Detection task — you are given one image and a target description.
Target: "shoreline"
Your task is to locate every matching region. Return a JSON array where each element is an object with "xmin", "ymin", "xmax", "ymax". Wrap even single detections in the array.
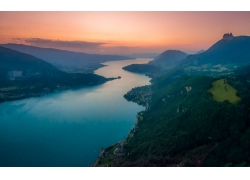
[
  {"xmin": 92, "ymin": 111, "xmax": 145, "ymax": 167},
  {"xmin": 1, "ymin": 58, "xmax": 152, "ymax": 167},
  {"xmin": 0, "ymin": 77, "xmax": 119, "ymax": 104},
  {"xmin": 92, "ymin": 70, "xmax": 152, "ymax": 167}
]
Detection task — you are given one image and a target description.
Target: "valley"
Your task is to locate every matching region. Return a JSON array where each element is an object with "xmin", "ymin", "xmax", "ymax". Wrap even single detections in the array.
[{"xmin": 2, "ymin": 27, "xmax": 250, "ymax": 168}]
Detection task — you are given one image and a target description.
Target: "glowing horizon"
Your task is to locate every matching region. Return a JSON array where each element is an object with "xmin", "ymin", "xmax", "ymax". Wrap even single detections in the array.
[{"xmin": 1, "ymin": 11, "xmax": 250, "ymax": 54}]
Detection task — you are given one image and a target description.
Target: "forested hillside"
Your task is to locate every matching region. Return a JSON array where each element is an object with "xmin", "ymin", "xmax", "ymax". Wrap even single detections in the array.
[
  {"xmin": 0, "ymin": 46, "xmax": 109, "ymax": 102},
  {"xmin": 115, "ymin": 68, "xmax": 250, "ymax": 167}
]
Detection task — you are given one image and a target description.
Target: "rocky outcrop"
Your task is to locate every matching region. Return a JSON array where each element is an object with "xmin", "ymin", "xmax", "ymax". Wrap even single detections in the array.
[{"xmin": 223, "ymin": 33, "xmax": 233, "ymax": 40}]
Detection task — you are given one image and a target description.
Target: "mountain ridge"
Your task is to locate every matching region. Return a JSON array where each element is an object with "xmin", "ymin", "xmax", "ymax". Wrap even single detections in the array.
[{"xmin": 1, "ymin": 43, "xmax": 135, "ymax": 73}]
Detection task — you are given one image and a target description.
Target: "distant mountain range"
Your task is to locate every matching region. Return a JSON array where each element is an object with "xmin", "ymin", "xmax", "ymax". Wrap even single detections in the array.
[
  {"xmin": 121, "ymin": 34, "xmax": 250, "ymax": 80},
  {"xmin": 1, "ymin": 44, "xmax": 134, "ymax": 73},
  {"xmin": 146, "ymin": 34, "xmax": 250, "ymax": 76}
]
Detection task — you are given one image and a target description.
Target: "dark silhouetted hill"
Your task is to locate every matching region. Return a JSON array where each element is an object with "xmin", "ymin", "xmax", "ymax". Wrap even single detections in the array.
[
  {"xmin": 148, "ymin": 50, "xmax": 188, "ymax": 69},
  {"xmin": 122, "ymin": 64, "xmax": 159, "ymax": 74},
  {"xmin": 202, "ymin": 34, "xmax": 250, "ymax": 64}
]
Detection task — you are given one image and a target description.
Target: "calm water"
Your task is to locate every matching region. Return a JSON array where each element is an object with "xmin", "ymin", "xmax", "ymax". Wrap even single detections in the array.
[{"xmin": 0, "ymin": 58, "xmax": 151, "ymax": 167}]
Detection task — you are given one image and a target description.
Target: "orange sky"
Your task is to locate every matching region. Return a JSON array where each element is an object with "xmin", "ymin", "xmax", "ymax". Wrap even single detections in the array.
[{"xmin": 1, "ymin": 12, "xmax": 250, "ymax": 54}]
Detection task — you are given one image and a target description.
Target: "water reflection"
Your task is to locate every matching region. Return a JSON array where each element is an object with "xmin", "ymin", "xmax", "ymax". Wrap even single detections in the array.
[{"xmin": 0, "ymin": 58, "xmax": 151, "ymax": 166}]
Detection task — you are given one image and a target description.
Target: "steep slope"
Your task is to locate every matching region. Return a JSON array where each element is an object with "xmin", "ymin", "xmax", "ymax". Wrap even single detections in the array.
[
  {"xmin": 116, "ymin": 71, "xmax": 250, "ymax": 167},
  {"xmin": 1, "ymin": 43, "xmax": 134, "ymax": 73}
]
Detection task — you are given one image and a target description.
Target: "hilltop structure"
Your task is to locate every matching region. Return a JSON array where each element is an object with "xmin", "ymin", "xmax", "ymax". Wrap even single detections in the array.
[{"xmin": 223, "ymin": 33, "xmax": 233, "ymax": 40}]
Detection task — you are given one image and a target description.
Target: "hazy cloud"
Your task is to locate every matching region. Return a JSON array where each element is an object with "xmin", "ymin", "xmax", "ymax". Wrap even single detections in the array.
[
  {"xmin": 12, "ymin": 38, "xmax": 107, "ymax": 49},
  {"xmin": 9, "ymin": 38, "xmax": 164, "ymax": 54}
]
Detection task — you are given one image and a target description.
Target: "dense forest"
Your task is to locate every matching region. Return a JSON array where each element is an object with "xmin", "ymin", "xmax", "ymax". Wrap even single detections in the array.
[
  {"xmin": 93, "ymin": 34, "xmax": 250, "ymax": 167},
  {"xmin": 115, "ymin": 68, "xmax": 250, "ymax": 166}
]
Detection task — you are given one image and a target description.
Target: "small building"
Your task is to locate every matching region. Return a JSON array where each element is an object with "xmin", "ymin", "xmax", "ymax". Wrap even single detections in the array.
[{"xmin": 223, "ymin": 33, "xmax": 233, "ymax": 40}]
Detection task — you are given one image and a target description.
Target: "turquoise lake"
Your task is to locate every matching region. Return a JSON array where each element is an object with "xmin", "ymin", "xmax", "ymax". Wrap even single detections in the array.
[{"xmin": 0, "ymin": 58, "xmax": 151, "ymax": 167}]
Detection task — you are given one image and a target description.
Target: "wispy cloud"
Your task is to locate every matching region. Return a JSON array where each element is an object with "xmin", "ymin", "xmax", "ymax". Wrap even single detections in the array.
[
  {"xmin": 9, "ymin": 38, "xmax": 162, "ymax": 54},
  {"xmin": 12, "ymin": 38, "xmax": 107, "ymax": 49}
]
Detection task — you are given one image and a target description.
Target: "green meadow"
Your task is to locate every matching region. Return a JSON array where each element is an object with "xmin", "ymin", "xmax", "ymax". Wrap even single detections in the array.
[{"xmin": 207, "ymin": 79, "xmax": 241, "ymax": 103}]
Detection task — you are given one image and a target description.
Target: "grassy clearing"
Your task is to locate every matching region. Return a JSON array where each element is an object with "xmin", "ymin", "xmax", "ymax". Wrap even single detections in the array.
[{"xmin": 207, "ymin": 79, "xmax": 241, "ymax": 103}]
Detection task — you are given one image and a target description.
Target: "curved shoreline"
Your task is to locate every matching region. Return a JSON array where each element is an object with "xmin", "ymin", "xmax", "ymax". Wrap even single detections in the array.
[{"xmin": 92, "ymin": 87, "xmax": 149, "ymax": 167}]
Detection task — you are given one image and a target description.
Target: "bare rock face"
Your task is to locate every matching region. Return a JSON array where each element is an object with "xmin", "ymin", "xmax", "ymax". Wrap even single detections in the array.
[{"xmin": 223, "ymin": 33, "xmax": 233, "ymax": 40}]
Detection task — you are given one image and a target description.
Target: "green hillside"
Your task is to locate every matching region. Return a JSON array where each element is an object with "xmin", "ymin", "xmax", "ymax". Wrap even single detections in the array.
[
  {"xmin": 108, "ymin": 34, "xmax": 250, "ymax": 167},
  {"xmin": 114, "ymin": 71, "xmax": 250, "ymax": 167},
  {"xmin": 0, "ymin": 46, "xmax": 109, "ymax": 102}
]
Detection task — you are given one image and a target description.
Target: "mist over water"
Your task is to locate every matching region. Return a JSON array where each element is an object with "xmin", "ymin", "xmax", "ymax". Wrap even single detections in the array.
[{"xmin": 0, "ymin": 58, "xmax": 151, "ymax": 167}]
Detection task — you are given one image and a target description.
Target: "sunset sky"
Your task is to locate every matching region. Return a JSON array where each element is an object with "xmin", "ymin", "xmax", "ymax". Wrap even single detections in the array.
[{"xmin": 1, "ymin": 11, "xmax": 250, "ymax": 54}]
